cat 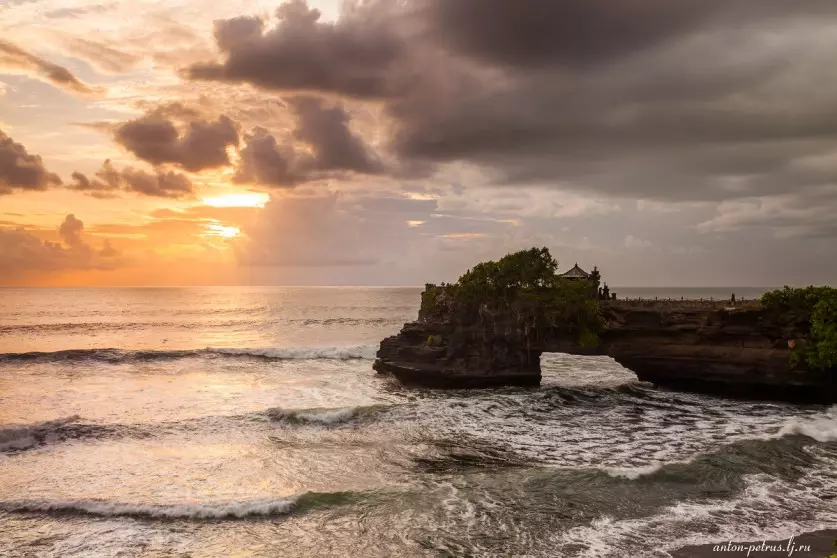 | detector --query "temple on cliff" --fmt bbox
[558,263,590,280]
